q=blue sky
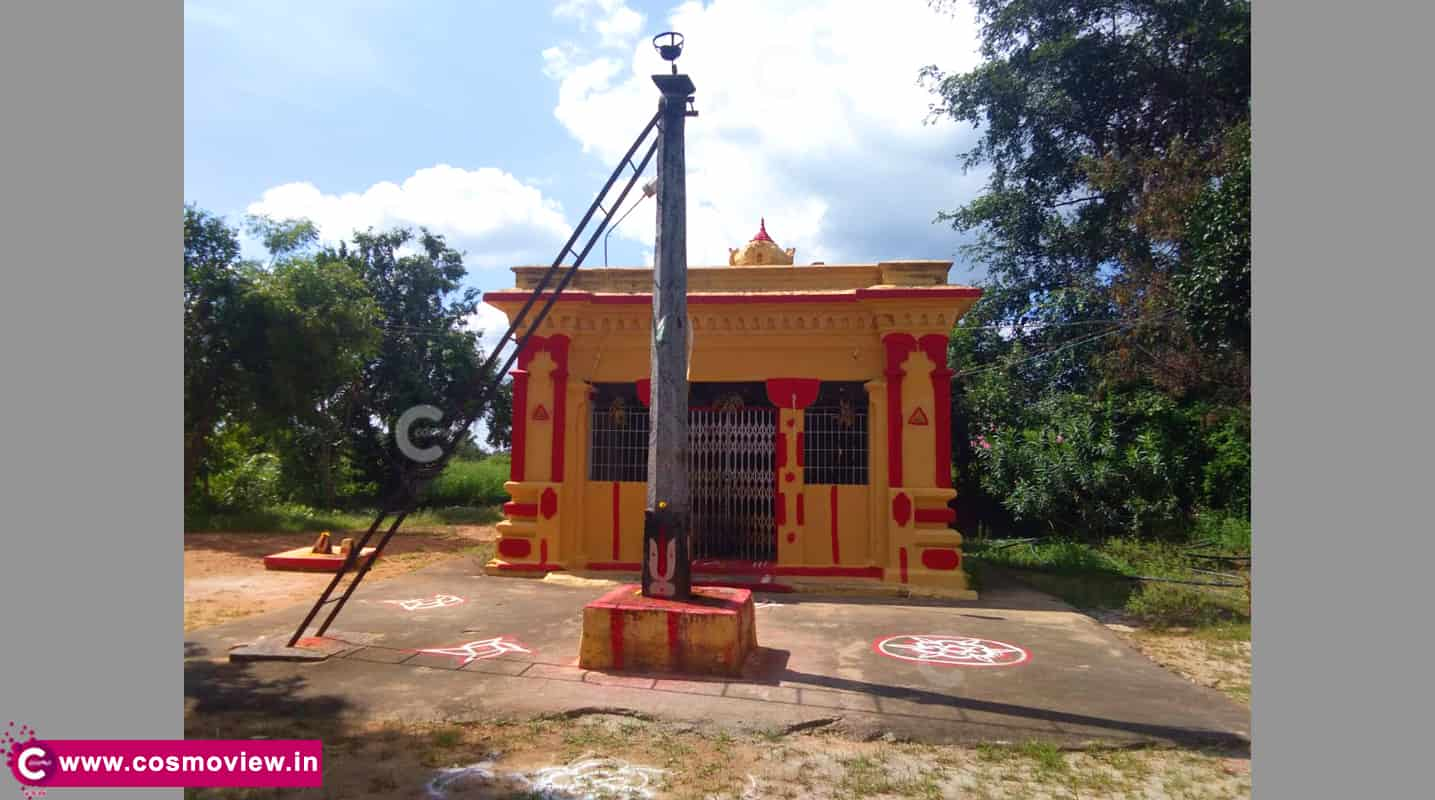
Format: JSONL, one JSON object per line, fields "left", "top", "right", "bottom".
{"left": 185, "top": 0, "right": 987, "bottom": 343}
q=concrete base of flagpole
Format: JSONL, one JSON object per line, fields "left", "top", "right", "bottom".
{"left": 577, "top": 584, "right": 757, "bottom": 677}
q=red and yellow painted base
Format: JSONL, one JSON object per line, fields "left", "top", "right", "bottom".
{"left": 578, "top": 584, "right": 757, "bottom": 676}
{"left": 262, "top": 546, "right": 377, "bottom": 572}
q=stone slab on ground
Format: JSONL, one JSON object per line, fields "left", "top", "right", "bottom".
{"left": 185, "top": 559, "right": 1249, "bottom": 748}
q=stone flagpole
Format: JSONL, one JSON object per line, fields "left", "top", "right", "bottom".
{"left": 641, "top": 53, "right": 697, "bottom": 601}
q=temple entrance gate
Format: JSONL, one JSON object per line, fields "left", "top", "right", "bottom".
{"left": 688, "top": 407, "right": 775, "bottom": 562}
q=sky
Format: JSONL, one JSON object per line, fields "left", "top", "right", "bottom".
{"left": 184, "top": 0, "right": 989, "bottom": 350}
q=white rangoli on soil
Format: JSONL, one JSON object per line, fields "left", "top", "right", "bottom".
{"left": 875, "top": 634, "right": 1030, "bottom": 667}
{"left": 383, "top": 594, "right": 465, "bottom": 611}
{"left": 528, "top": 758, "right": 666, "bottom": 799}
{"left": 417, "top": 636, "right": 530, "bottom": 665}
{"left": 425, "top": 757, "right": 664, "bottom": 800}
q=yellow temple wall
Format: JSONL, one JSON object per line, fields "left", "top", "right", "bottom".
{"left": 484, "top": 274, "right": 978, "bottom": 597}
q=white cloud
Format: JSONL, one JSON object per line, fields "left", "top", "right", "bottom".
{"left": 245, "top": 165, "right": 571, "bottom": 270}
{"left": 544, "top": 0, "right": 988, "bottom": 271}
{"left": 464, "top": 301, "right": 512, "bottom": 359}
{"left": 554, "top": 0, "right": 646, "bottom": 49}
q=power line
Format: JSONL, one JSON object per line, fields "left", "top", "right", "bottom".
{"left": 954, "top": 311, "right": 1178, "bottom": 378}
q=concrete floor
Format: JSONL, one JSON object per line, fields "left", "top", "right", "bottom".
{"left": 185, "top": 554, "right": 1249, "bottom": 748}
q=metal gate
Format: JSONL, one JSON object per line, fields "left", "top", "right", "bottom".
{"left": 689, "top": 407, "right": 775, "bottom": 561}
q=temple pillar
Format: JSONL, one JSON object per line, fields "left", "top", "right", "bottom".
{"left": 489, "top": 334, "right": 571, "bottom": 574}
{"left": 766, "top": 379, "right": 819, "bottom": 566}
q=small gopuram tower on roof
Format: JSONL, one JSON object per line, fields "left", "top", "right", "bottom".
{"left": 482, "top": 218, "right": 983, "bottom": 597}
{"left": 729, "top": 218, "right": 796, "bottom": 266}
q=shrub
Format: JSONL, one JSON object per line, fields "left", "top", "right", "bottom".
{"left": 972, "top": 391, "right": 1195, "bottom": 538}
{"left": 211, "top": 453, "right": 284, "bottom": 510}
{"left": 1124, "top": 583, "right": 1247, "bottom": 629}
{"left": 422, "top": 455, "right": 510, "bottom": 507}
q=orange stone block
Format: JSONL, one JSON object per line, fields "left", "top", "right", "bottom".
{"left": 578, "top": 584, "right": 757, "bottom": 676}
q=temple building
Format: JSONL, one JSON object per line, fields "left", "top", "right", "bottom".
{"left": 481, "top": 221, "right": 982, "bottom": 596}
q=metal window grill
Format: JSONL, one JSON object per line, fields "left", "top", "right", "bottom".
{"left": 803, "top": 404, "right": 869, "bottom": 485}
{"left": 589, "top": 397, "right": 650, "bottom": 482}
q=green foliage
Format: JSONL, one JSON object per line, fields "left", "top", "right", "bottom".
{"left": 184, "top": 503, "right": 500, "bottom": 533}
{"left": 1124, "top": 583, "right": 1247, "bottom": 629}
{"left": 185, "top": 206, "right": 514, "bottom": 512}
{"left": 1178, "top": 122, "right": 1251, "bottom": 354}
{"left": 421, "top": 455, "right": 511, "bottom": 507}
{"left": 971, "top": 390, "right": 1195, "bottom": 537}
{"left": 1196, "top": 407, "right": 1251, "bottom": 516}
{"left": 211, "top": 453, "right": 284, "bottom": 510}
{"left": 930, "top": 1, "right": 1252, "bottom": 541}
{"left": 967, "top": 535, "right": 1249, "bottom": 629}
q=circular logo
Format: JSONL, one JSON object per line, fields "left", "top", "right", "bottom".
{"left": 11, "top": 741, "right": 57, "bottom": 786}
{"left": 873, "top": 634, "right": 1030, "bottom": 667}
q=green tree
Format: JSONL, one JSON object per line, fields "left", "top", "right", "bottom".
{"left": 243, "top": 249, "right": 382, "bottom": 508}
{"left": 184, "top": 206, "right": 257, "bottom": 505}
{"left": 925, "top": 0, "right": 1252, "bottom": 536}
{"left": 318, "top": 227, "right": 501, "bottom": 498}
{"left": 923, "top": 0, "right": 1250, "bottom": 396}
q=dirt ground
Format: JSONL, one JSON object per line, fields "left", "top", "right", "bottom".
{"left": 183, "top": 538, "right": 1250, "bottom": 797}
{"left": 1089, "top": 611, "right": 1251, "bottom": 707}
{"left": 183, "top": 527, "right": 497, "bottom": 631}
{"left": 184, "top": 710, "right": 1250, "bottom": 800}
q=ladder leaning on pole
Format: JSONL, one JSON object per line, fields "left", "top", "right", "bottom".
{"left": 285, "top": 110, "right": 664, "bottom": 647}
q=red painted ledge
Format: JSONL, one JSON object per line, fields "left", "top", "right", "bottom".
{"left": 483, "top": 287, "right": 982, "bottom": 306}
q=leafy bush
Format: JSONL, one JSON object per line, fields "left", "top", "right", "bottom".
{"left": 211, "top": 453, "right": 284, "bottom": 510}
{"left": 971, "top": 391, "right": 1195, "bottom": 538}
{"left": 1197, "top": 408, "right": 1251, "bottom": 516}
{"left": 1191, "top": 512, "right": 1251, "bottom": 552}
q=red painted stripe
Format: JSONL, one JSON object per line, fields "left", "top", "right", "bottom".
{"left": 482, "top": 287, "right": 982, "bottom": 305}
{"left": 921, "top": 548, "right": 961, "bottom": 570}
{"left": 899, "top": 547, "right": 909, "bottom": 583}
{"left": 775, "top": 432, "right": 787, "bottom": 468}
{"left": 796, "top": 493, "right": 805, "bottom": 525}
{"left": 509, "top": 369, "right": 530, "bottom": 481}
{"left": 503, "top": 502, "right": 538, "bottom": 517}
{"left": 883, "top": 334, "right": 917, "bottom": 488}
{"left": 611, "top": 481, "right": 621, "bottom": 560}
{"left": 549, "top": 335, "right": 570, "bottom": 481}
{"left": 540, "top": 539, "right": 548, "bottom": 565}
{"left": 497, "top": 538, "right": 531, "bottom": 559}
{"left": 611, "top": 611, "right": 625, "bottom": 671}
{"left": 856, "top": 287, "right": 982, "bottom": 300}
{"left": 687, "top": 560, "right": 884, "bottom": 579}
{"left": 829, "top": 485, "right": 841, "bottom": 565}
{"left": 914, "top": 507, "right": 956, "bottom": 524}
{"left": 775, "top": 492, "right": 786, "bottom": 526}
{"left": 667, "top": 610, "right": 681, "bottom": 670}
{"left": 586, "top": 561, "right": 642, "bottom": 571}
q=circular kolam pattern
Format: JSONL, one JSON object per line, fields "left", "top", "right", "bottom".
{"left": 873, "top": 634, "right": 1030, "bottom": 667}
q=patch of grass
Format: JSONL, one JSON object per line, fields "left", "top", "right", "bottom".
{"left": 1125, "top": 583, "right": 1247, "bottom": 629}
{"left": 429, "top": 726, "right": 464, "bottom": 749}
{"left": 184, "top": 502, "right": 499, "bottom": 533}
{"left": 967, "top": 534, "right": 1251, "bottom": 631}
{"left": 423, "top": 455, "right": 511, "bottom": 507}
{"left": 1018, "top": 741, "right": 1068, "bottom": 774}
